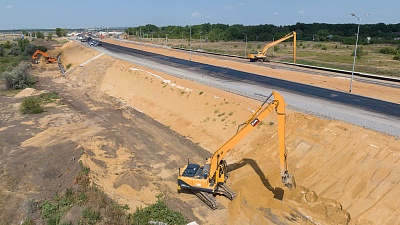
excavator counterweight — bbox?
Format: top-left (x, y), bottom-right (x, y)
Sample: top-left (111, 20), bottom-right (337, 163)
top-left (177, 91), bottom-right (295, 209)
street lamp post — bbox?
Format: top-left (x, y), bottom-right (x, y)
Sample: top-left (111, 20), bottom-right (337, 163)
top-left (243, 33), bottom-right (248, 57)
top-left (199, 31), bottom-right (202, 50)
top-left (189, 23), bottom-right (192, 60)
top-left (349, 13), bottom-right (368, 93)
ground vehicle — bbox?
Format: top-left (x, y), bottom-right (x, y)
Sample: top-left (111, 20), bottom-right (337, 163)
top-left (177, 91), bottom-right (295, 209)
top-left (89, 40), bottom-right (102, 46)
top-left (32, 50), bottom-right (57, 64)
top-left (247, 31), bottom-right (296, 63)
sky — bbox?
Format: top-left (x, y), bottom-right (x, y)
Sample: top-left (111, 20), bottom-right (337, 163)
top-left (0, 0), bottom-right (398, 30)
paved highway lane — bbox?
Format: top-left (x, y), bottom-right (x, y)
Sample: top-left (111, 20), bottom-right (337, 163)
top-left (88, 40), bottom-right (400, 136)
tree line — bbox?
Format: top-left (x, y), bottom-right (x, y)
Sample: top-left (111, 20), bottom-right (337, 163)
top-left (125, 22), bottom-right (400, 44)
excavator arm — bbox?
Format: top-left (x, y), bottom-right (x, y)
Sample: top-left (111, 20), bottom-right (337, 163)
top-left (32, 50), bottom-right (57, 63)
top-left (205, 91), bottom-right (294, 187)
top-left (247, 31), bottom-right (296, 63)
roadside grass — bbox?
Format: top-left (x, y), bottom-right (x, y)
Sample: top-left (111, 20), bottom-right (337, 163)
top-left (138, 37), bottom-right (400, 77)
top-left (22, 160), bottom-right (188, 225)
top-left (20, 91), bottom-right (61, 114)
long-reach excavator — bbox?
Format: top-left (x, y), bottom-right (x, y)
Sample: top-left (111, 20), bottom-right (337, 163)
top-left (32, 50), bottom-right (57, 64)
top-left (177, 91), bottom-right (295, 209)
top-left (247, 31), bottom-right (296, 63)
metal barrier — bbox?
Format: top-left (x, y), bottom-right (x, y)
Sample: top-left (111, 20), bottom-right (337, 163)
top-left (57, 54), bottom-right (66, 74)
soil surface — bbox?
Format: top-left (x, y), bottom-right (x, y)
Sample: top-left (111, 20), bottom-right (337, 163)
top-left (0, 39), bottom-right (399, 225)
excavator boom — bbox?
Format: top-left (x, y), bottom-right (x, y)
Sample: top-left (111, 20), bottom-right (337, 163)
top-left (247, 31), bottom-right (296, 63)
top-left (32, 50), bottom-right (57, 64)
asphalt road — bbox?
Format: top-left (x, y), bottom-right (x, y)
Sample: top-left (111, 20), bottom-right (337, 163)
top-left (77, 39), bottom-right (400, 136)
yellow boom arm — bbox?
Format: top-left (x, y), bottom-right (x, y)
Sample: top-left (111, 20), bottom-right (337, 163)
top-left (247, 31), bottom-right (296, 63)
top-left (206, 91), bottom-right (291, 185)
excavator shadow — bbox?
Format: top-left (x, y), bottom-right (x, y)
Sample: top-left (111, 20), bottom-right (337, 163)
top-left (228, 158), bottom-right (284, 201)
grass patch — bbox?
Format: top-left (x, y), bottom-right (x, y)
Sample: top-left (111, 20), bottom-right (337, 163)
top-left (131, 193), bottom-right (187, 225)
top-left (20, 91), bottom-right (60, 114)
top-left (20, 97), bottom-right (43, 114)
top-left (66, 63), bottom-right (72, 70)
top-left (22, 160), bottom-right (188, 225)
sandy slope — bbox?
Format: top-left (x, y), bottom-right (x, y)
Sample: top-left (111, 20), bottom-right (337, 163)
top-left (57, 40), bottom-right (399, 224)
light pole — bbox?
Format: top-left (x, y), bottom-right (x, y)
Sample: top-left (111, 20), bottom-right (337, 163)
top-left (243, 33), bottom-right (247, 57)
top-left (189, 23), bottom-right (192, 60)
top-left (199, 31), bottom-right (202, 50)
top-left (349, 13), bottom-right (368, 93)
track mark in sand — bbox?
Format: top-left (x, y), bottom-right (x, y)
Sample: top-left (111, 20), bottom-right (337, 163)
top-left (130, 67), bottom-right (193, 92)
top-left (79, 53), bottom-right (105, 67)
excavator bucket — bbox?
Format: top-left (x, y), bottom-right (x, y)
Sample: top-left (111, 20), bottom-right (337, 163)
top-left (283, 174), bottom-right (296, 190)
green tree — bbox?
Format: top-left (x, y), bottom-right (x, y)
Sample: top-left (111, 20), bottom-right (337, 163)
top-left (18, 38), bottom-right (30, 53)
top-left (2, 62), bottom-right (35, 90)
top-left (25, 43), bottom-right (38, 56)
top-left (22, 30), bottom-right (29, 36)
top-left (4, 40), bottom-right (12, 49)
top-left (55, 28), bottom-right (67, 37)
top-left (8, 47), bottom-right (20, 56)
top-left (47, 33), bottom-right (53, 41)
top-left (36, 31), bottom-right (44, 39)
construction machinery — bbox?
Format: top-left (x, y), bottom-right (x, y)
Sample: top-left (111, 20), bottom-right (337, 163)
top-left (177, 91), bottom-right (295, 209)
top-left (247, 31), bottom-right (296, 63)
top-left (32, 50), bottom-right (57, 64)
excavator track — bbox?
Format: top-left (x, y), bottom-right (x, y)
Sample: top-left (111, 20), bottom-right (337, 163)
top-left (194, 191), bottom-right (218, 210)
top-left (217, 183), bottom-right (237, 200)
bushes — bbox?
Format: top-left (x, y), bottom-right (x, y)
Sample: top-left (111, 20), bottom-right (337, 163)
top-left (0, 46), bottom-right (5, 56)
top-left (2, 61), bottom-right (35, 89)
top-left (351, 46), bottom-right (367, 59)
top-left (8, 47), bottom-right (20, 56)
top-left (24, 43), bottom-right (38, 56)
top-left (37, 45), bottom-right (48, 52)
top-left (130, 193), bottom-right (187, 225)
top-left (20, 97), bottom-right (43, 114)
top-left (379, 46), bottom-right (400, 60)
top-left (379, 47), bottom-right (397, 55)
top-left (20, 92), bottom-right (60, 114)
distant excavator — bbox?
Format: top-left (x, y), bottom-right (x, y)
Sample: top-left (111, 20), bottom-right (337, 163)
top-left (177, 91), bottom-right (295, 209)
top-left (32, 50), bottom-right (57, 64)
top-left (247, 31), bottom-right (296, 63)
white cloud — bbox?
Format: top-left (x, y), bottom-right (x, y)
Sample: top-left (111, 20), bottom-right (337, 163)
top-left (297, 10), bottom-right (305, 14)
top-left (192, 12), bottom-right (202, 18)
top-left (6, 5), bottom-right (13, 9)
top-left (274, 12), bottom-right (279, 15)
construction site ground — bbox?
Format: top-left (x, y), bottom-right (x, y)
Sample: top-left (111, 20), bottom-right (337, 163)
top-left (0, 39), bottom-right (399, 224)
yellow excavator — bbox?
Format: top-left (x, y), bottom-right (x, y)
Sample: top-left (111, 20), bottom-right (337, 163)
top-left (177, 91), bottom-right (295, 209)
top-left (247, 31), bottom-right (296, 63)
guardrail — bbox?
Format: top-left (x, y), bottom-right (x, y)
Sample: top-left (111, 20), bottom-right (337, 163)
top-left (57, 54), bottom-right (66, 74)
top-left (171, 46), bottom-right (400, 83)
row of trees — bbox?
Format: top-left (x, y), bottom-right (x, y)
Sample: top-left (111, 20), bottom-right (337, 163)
top-left (125, 22), bottom-right (400, 44)
top-left (20, 28), bottom-right (67, 39)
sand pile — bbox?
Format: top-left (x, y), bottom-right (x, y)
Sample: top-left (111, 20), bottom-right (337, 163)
top-left (14, 88), bottom-right (47, 98)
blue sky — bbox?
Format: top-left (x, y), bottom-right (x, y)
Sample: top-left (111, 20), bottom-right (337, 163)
top-left (0, 0), bottom-right (398, 29)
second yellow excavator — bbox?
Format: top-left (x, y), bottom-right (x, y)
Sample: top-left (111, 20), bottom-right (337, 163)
top-left (178, 91), bottom-right (295, 209)
top-left (247, 31), bottom-right (296, 63)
